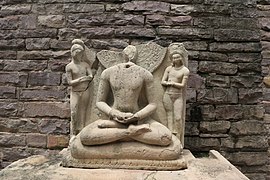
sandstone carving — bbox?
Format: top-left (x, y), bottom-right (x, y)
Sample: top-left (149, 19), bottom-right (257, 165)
top-left (161, 43), bottom-right (189, 145)
top-left (63, 40), bottom-right (190, 170)
top-left (65, 40), bottom-right (95, 135)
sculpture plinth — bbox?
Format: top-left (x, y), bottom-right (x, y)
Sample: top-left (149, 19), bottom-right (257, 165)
top-left (62, 41), bottom-right (190, 170)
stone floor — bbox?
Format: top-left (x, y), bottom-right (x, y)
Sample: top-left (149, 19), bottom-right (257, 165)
top-left (0, 150), bottom-right (249, 180)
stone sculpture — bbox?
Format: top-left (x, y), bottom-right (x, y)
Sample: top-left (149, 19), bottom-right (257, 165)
top-left (62, 41), bottom-right (189, 170)
top-left (161, 43), bottom-right (189, 145)
top-left (65, 40), bottom-right (94, 135)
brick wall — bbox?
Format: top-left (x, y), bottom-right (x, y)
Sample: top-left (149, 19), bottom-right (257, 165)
top-left (0, 1), bottom-right (268, 179)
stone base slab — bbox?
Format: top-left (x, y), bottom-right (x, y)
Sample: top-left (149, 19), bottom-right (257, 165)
top-left (61, 148), bottom-right (190, 170)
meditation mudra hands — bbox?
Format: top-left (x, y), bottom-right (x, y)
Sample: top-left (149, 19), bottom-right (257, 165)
top-left (109, 108), bottom-right (140, 124)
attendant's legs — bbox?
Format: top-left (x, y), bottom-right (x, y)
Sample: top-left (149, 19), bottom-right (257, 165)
top-left (163, 93), bottom-right (174, 132)
top-left (70, 92), bottom-right (80, 136)
top-left (174, 97), bottom-right (184, 142)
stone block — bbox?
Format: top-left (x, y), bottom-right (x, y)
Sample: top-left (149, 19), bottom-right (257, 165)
top-left (209, 42), bottom-right (261, 52)
top-left (0, 51), bottom-right (17, 59)
top-left (243, 105), bottom-right (264, 120)
top-left (261, 30), bottom-right (270, 41)
top-left (38, 119), bottom-right (69, 135)
top-left (26, 133), bottom-right (47, 148)
top-left (0, 118), bottom-right (38, 133)
top-left (122, 1), bottom-right (170, 13)
top-left (19, 87), bottom-right (67, 100)
top-left (0, 86), bottom-right (16, 99)
top-left (235, 136), bottom-right (268, 150)
top-left (19, 15), bottom-right (37, 30)
top-left (239, 88), bottom-right (262, 104)
top-left (214, 29), bottom-right (260, 42)
top-left (47, 135), bottom-right (69, 149)
top-left (206, 75), bottom-right (230, 87)
top-left (26, 38), bottom-right (50, 50)
top-left (0, 16), bottom-right (19, 30)
top-left (225, 152), bottom-right (268, 166)
top-left (79, 28), bottom-right (115, 38)
top-left (50, 40), bottom-right (70, 50)
top-left (58, 28), bottom-right (78, 41)
top-left (200, 121), bottom-right (230, 134)
top-left (221, 136), bottom-right (235, 149)
top-left (48, 59), bottom-right (69, 71)
top-left (146, 15), bottom-right (192, 26)
top-left (197, 88), bottom-right (238, 104)
top-left (185, 137), bottom-right (220, 151)
top-left (187, 88), bottom-right (196, 103)
top-left (238, 63), bottom-right (261, 73)
top-left (14, 29), bottom-right (57, 39)
top-left (105, 4), bottom-right (121, 12)
top-left (231, 75), bottom-right (262, 88)
top-left (91, 39), bottom-right (129, 50)
top-left (0, 102), bottom-right (23, 117)
top-left (157, 28), bottom-right (213, 39)
top-left (260, 18), bottom-right (270, 31)
top-left (63, 4), bottom-right (104, 13)
top-left (199, 61), bottom-right (238, 75)
top-left (228, 53), bottom-right (261, 63)
top-left (0, 133), bottom-right (26, 147)
top-left (28, 72), bottom-right (61, 86)
top-left (0, 72), bottom-right (28, 86)
top-left (200, 105), bottom-right (216, 120)
top-left (23, 102), bottom-right (70, 118)
top-left (215, 105), bottom-right (243, 120)
top-left (0, 4), bottom-right (31, 16)
top-left (188, 74), bottom-right (205, 89)
top-left (185, 122), bottom-right (199, 136)
top-left (231, 5), bottom-right (257, 18)
top-left (230, 120), bottom-right (267, 136)
top-left (198, 52), bottom-right (228, 62)
top-left (171, 5), bottom-right (197, 15)
top-left (115, 27), bottom-right (155, 38)
top-left (0, 39), bottom-right (25, 49)
top-left (38, 15), bottom-right (65, 28)
top-left (3, 60), bottom-right (47, 71)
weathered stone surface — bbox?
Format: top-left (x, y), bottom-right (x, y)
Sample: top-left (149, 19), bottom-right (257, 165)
top-left (185, 122), bottom-right (199, 136)
top-left (230, 120), bottom-right (267, 136)
top-left (58, 28), bottom-right (78, 40)
top-left (19, 15), bottom-right (37, 29)
top-left (24, 102), bottom-right (70, 118)
top-left (47, 135), bottom-right (69, 149)
top-left (259, 18), bottom-right (270, 31)
top-left (221, 137), bottom-right (235, 149)
top-left (215, 105), bottom-right (243, 120)
top-left (0, 133), bottom-right (26, 147)
top-left (17, 50), bottom-right (69, 60)
top-left (198, 61), bottom-right (238, 75)
top-left (171, 5), bottom-right (197, 15)
top-left (0, 4), bottom-right (31, 16)
top-left (209, 42), bottom-right (261, 52)
top-left (157, 28), bottom-right (213, 39)
top-left (63, 4), bottom-right (104, 13)
top-left (198, 51), bottom-right (228, 62)
top-left (238, 63), bottom-right (261, 73)
top-left (105, 4), bottom-right (121, 12)
top-left (0, 39), bottom-right (25, 49)
top-left (214, 29), bottom-right (260, 42)
top-left (50, 40), bottom-right (70, 50)
top-left (28, 72), bottom-right (61, 86)
top-left (243, 105), bottom-right (264, 120)
top-left (185, 137), bottom-right (220, 151)
top-left (200, 121), bottom-right (230, 134)
top-left (197, 88), bottom-right (238, 104)
top-left (14, 29), bottom-right (57, 39)
top-left (90, 39), bottom-right (129, 50)
top-left (115, 27), bottom-right (155, 38)
top-left (188, 74), bottom-right (205, 89)
top-left (26, 133), bottom-right (47, 148)
top-left (200, 105), bottom-right (216, 120)
top-left (26, 38), bottom-right (50, 50)
top-left (225, 152), bottom-right (268, 166)
top-left (79, 28), bottom-right (115, 38)
top-left (38, 15), bottom-right (65, 28)
top-left (182, 41), bottom-right (207, 51)
top-left (235, 136), bottom-right (268, 150)
top-left (228, 53), bottom-right (261, 63)
top-left (122, 1), bottom-right (170, 13)
top-left (187, 88), bottom-right (196, 103)
top-left (0, 102), bottom-right (23, 117)
top-left (206, 75), bottom-right (230, 87)
top-left (0, 72), bottom-right (27, 86)
top-left (3, 60), bottom-right (47, 71)
top-left (0, 16), bottom-right (19, 29)
top-left (0, 118), bottom-right (38, 133)
top-left (20, 87), bottom-right (66, 100)
top-left (231, 75), bottom-right (262, 88)
top-left (48, 59), bottom-right (69, 71)
top-left (146, 15), bottom-right (192, 26)
top-left (239, 88), bottom-right (262, 104)
top-left (38, 119), bottom-right (69, 134)
top-left (0, 86), bottom-right (16, 99)
top-left (0, 51), bottom-right (17, 59)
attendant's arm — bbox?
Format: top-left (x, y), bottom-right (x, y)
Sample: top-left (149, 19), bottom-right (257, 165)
top-left (66, 66), bottom-right (84, 86)
top-left (171, 69), bottom-right (190, 89)
top-left (161, 67), bottom-right (170, 86)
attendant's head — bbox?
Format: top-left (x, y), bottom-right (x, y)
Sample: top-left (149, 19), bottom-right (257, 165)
top-left (170, 53), bottom-right (184, 67)
top-left (123, 45), bottom-right (138, 63)
top-left (71, 44), bottom-right (84, 62)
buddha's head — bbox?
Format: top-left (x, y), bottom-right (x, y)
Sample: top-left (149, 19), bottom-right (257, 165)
top-left (71, 44), bottom-right (84, 62)
top-left (123, 45), bottom-right (138, 63)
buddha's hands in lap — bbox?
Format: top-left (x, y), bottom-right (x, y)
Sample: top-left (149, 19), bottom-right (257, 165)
top-left (109, 109), bottom-right (140, 124)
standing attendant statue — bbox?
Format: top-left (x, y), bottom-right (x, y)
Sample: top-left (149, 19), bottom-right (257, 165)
top-left (161, 43), bottom-right (189, 144)
top-left (66, 42), bottom-right (93, 136)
